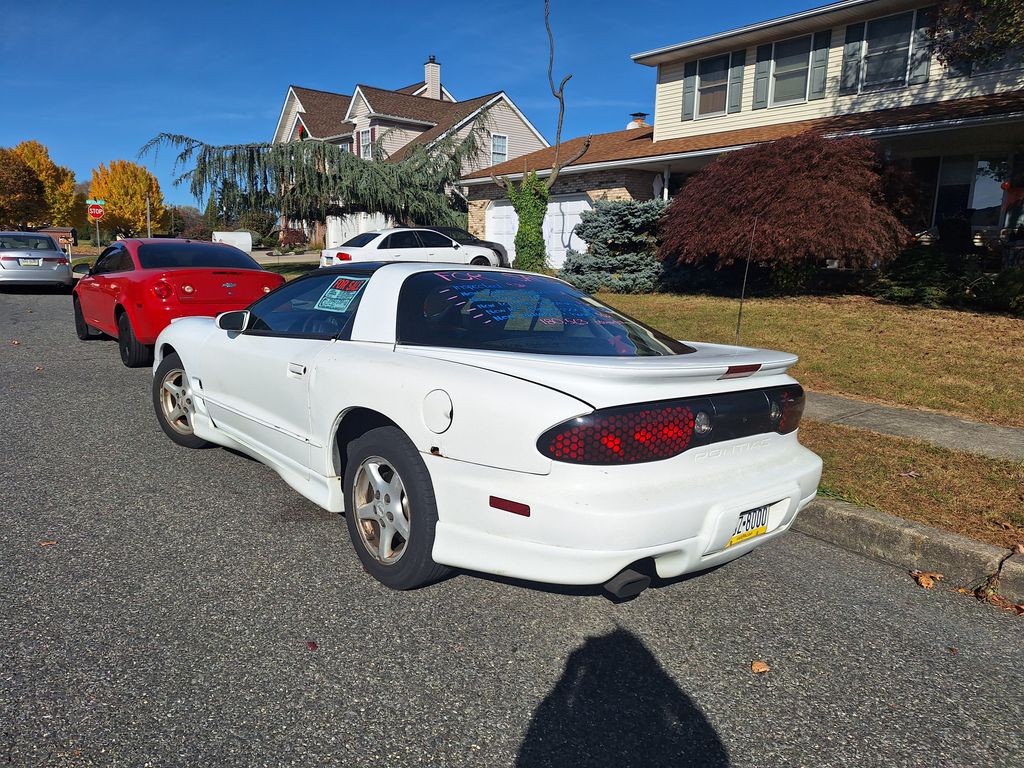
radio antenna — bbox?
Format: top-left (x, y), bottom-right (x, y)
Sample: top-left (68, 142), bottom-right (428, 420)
top-left (735, 215), bottom-right (758, 345)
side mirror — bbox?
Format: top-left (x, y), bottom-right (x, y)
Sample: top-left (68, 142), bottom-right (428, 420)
top-left (453, 242), bottom-right (461, 249)
top-left (72, 263), bottom-right (91, 276)
top-left (216, 310), bottom-right (250, 332)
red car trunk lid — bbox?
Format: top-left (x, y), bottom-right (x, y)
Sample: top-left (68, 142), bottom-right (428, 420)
top-left (163, 269), bottom-right (282, 303)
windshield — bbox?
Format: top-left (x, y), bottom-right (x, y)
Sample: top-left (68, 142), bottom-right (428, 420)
top-left (137, 242), bottom-right (262, 270)
top-left (397, 271), bottom-right (694, 357)
top-left (341, 233), bottom-right (379, 248)
top-left (0, 234), bottom-right (57, 251)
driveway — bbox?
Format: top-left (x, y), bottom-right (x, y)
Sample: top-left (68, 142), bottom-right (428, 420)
top-left (1, 289), bottom-right (1021, 767)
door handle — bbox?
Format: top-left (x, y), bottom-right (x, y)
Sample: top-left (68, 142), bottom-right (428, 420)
top-left (287, 362), bottom-right (306, 377)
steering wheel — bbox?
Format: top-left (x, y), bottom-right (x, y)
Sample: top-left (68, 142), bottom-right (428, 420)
top-left (298, 312), bottom-right (346, 336)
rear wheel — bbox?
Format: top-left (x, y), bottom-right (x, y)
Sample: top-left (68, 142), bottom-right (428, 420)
top-left (343, 427), bottom-right (449, 590)
top-left (72, 297), bottom-right (99, 340)
top-left (117, 312), bottom-right (152, 368)
top-left (152, 352), bottom-right (209, 449)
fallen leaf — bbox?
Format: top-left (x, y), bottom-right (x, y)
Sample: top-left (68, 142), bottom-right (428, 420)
top-left (996, 521), bottom-right (1014, 531)
top-left (898, 470), bottom-right (922, 478)
top-left (751, 660), bottom-right (770, 674)
top-left (910, 570), bottom-right (944, 589)
top-left (948, 647), bottom-right (958, 655)
top-left (306, 640), bottom-right (319, 651)
top-left (34, 366), bottom-right (43, 372)
top-left (10, 340), bottom-right (20, 346)
top-left (39, 540), bottom-right (57, 547)
top-left (1014, 543), bottom-right (1024, 556)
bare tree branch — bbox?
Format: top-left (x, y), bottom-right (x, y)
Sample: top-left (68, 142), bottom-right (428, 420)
top-left (543, 0), bottom-right (588, 190)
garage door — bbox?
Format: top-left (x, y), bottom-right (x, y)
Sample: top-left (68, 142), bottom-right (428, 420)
top-left (485, 194), bottom-right (592, 269)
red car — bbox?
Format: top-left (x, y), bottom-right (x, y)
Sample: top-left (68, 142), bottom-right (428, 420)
top-left (72, 239), bottom-right (286, 367)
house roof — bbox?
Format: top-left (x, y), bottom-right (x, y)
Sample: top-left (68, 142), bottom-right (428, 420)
top-left (464, 92), bottom-right (1024, 182)
top-left (386, 92), bottom-right (504, 162)
top-left (289, 86), bottom-right (354, 138)
top-left (632, 0), bottom-right (917, 66)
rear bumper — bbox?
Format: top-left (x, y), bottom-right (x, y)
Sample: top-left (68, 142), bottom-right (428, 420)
top-left (0, 264), bottom-right (73, 286)
top-left (425, 433), bottom-right (823, 585)
top-left (132, 301), bottom-right (253, 344)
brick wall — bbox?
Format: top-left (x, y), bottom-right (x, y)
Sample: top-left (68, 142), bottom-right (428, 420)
top-left (465, 169), bottom-right (659, 237)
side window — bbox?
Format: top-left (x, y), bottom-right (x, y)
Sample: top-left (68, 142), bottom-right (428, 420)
top-left (383, 231), bottom-right (422, 249)
top-left (247, 272), bottom-right (369, 338)
top-left (111, 249), bottom-right (135, 273)
top-left (91, 247), bottom-right (120, 275)
top-left (416, 230), bottom-right (453, 248)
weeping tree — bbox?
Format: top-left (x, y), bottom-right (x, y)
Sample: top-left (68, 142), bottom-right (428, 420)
top-left (492, 0), bottom-right (591, 273)
top-left (140, 121), bottom-right (488, 230)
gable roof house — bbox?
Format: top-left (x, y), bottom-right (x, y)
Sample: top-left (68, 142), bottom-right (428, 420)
top-left (462, 0), bottom-right (1024, 267)
top-left (273, 57), bottom-right (549, 248)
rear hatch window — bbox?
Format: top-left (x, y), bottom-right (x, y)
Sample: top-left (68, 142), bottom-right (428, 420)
top-left (137, 242), bottom-right (262, 270)
top-left (397, 270), bottom-right (694, 357)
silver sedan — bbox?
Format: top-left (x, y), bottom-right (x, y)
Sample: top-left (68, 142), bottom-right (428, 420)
top-left (0, 232), bottom-right (73, 287)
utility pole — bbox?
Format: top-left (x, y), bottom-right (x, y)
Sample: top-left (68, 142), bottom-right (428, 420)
top-left (146, 194), bottom-right (152, 238)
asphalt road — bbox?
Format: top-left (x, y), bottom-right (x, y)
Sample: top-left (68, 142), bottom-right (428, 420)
top-left (2, 288), bottom-right (1022, 768)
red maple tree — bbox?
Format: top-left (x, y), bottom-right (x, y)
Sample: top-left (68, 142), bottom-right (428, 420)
top-left (659, 133), bottom-right (909, 269)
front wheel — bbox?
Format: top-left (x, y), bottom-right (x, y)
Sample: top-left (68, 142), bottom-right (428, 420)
top-left (470, 255), bottom-right (491, 266)
top-left (117, 312), bottom-right (152, 368)
top-left (152, 352), bottom-right (209, 449)
top-left (343, 427), bottom-right (450, 590)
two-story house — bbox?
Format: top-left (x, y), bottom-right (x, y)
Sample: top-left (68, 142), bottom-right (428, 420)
top-left (462, 0), bottom-right (1024, 267)
top-left (273, 56), bottom-right (548, 248)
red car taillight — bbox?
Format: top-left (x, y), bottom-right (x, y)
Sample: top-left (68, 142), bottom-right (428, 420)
top-left (538, 385), bottom-right (805, 466)
top-left (335, 252), bottom-right (352, 261)
top-left (152, 280), bottom-right (173, 299)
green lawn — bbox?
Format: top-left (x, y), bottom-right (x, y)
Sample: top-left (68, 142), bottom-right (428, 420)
top-left (598, 293), bottom-right (1024, 428)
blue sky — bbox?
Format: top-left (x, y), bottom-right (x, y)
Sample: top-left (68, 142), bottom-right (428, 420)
top-left (1, 0), bottom-right (811, 205)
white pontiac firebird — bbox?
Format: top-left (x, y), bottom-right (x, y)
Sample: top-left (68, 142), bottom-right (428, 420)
top-left (151, 262), bottom-right (822, 597)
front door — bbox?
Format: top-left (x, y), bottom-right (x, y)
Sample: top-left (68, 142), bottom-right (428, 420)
top-left (78, 245), bottom-right (134, 333)
top-left (414, 229), bottom-right (459, 262)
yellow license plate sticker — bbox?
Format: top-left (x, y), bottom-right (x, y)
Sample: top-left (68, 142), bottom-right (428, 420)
top-left (727, 504), bottom-right (771, 548)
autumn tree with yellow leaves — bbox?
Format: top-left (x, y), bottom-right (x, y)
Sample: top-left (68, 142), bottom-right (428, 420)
top-left (13, 140), bottom-right (76, 226)
top-left (89, 160), bottom-right (166, 236)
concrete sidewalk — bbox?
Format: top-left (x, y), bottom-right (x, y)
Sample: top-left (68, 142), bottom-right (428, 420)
top-left (805, 391), bottom-right (1024, 462)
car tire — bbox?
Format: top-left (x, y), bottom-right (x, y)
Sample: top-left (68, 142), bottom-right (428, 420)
top-left (343, 426), bottom-right (450, 590)
top-left (152, 352), bottom-right (209, 449)
top-left (117, 312), bottom-right (152, 368)
top-left (72, 297), bottom-right (100, 340)
top-left (470, 255), bottom-right (491, 266)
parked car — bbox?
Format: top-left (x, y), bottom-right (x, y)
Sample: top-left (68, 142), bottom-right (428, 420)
top-left (416, 226), bottom-right (509, 267)
top-left (150, 262), bottom-right (822, 597)
top-left (319, 228), bottom-right (501, 268)
top-left (0, 232), bottom-right (72, 288)
top-left (72, 239), bottom-right (285, 368)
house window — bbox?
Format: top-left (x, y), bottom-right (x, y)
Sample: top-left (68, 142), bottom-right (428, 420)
top-left (359, 129), bottom-right (372, 159)
top-left (933, 155), bottom-right (1011, 228)
top-left (491, 134), bottom-right (508, 165)
top-left (696, 54), bottom-right (730, 117)
top-left (339, 142), bottom-right (351, 153)
top-left (770, 35), bottom-right (812, 105)
top-left (973, 48), bottom-right (1024, 74)
top-left (862, 11), bottom-right (915, 90)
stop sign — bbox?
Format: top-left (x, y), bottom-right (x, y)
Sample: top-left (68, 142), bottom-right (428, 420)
top-left (87, 204), bottom-right (105, 221)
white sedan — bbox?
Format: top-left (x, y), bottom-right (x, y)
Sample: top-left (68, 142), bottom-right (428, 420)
top-left (320, 228), bottom-right (501, 268)
top-left (151, 263), bottom-right (822, 597)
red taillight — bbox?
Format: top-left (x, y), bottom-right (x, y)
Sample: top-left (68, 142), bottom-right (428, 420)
top-left (335, 252), bottom-right (352, 261)
top-left (542, 405), bottom-right (697, 465)
top-left (720, 364), bottom-right (761, 379)
top-left (44, 256), bottom-right (69, 265)
top-left (152, 280), bottom-right (173, 299)
top-left (539, 385), bottom-right (805, 465)
top-left (489, 496), bottom-right (531, 517)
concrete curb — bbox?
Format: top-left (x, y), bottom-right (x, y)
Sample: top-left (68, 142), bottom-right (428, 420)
top-left (794, 498), bottom-right (1023, 603)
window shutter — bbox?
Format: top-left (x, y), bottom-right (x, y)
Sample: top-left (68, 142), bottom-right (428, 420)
top-left (808, 30), bottom-right (831, 99)
top-left (909, 6), bottom-right (935, 84)
top-left (752, 45), bottom-right (771, 110)
top-left (371, 126), bottom-right (376, 157)
top-left (727, 50), bottom-right (746, 113)
top-left (839, 22), bottom-right (865, 94)
top-left (681, 61), bottom-right (697, 121)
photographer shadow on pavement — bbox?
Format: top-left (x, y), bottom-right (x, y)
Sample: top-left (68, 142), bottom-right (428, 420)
top-left (516, 627), bottom-right (729, 768)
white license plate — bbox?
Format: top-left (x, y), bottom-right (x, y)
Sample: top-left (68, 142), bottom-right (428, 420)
top-left (19, 258), bottom-right (41, 266)
top-left (727, 504), bottom-right (771, 548)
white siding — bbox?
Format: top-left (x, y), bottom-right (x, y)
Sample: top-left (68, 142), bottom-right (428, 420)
top-left (653, 24), bottom-right (1024, 142)
top-left (275, 92), bottom-right (301, 143)
top-left (375, 121), bottom-right (426, 158)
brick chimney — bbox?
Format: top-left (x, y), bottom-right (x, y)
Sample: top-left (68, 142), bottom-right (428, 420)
top-left (425, 55), bottom-right (441, 100)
